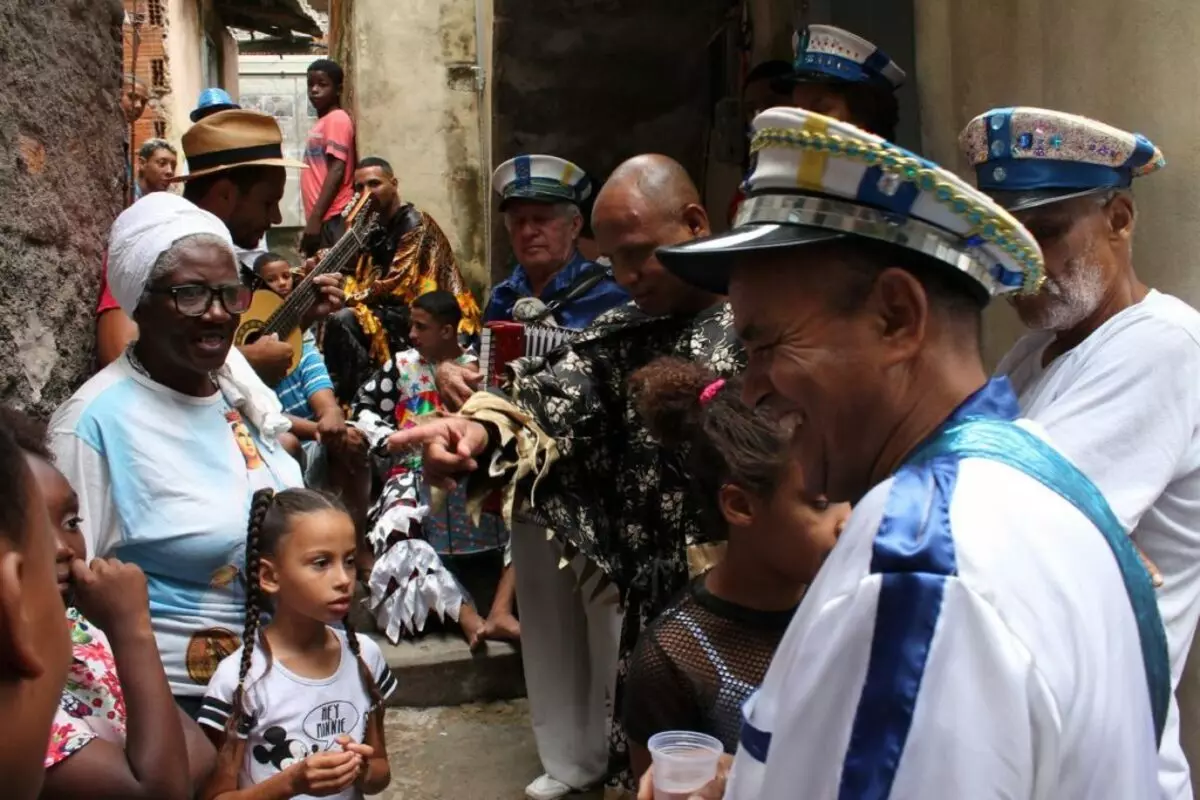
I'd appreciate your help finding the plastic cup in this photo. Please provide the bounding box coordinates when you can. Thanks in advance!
[647,730,724,800]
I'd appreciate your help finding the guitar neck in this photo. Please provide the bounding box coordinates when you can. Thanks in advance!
[262,230,364,338]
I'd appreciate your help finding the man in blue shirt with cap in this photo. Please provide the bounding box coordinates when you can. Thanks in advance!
[485,154,629,328]
[963,106,1200,800]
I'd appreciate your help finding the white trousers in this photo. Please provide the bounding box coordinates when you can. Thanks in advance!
[512,520,622,789]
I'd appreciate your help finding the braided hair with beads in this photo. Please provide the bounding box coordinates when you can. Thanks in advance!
[220,487,385,755]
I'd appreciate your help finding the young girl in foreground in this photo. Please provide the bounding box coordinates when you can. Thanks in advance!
[622,358,850,781]
[199,489,397,799]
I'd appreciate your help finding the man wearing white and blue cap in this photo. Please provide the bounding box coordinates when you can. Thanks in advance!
[779,24,904,140]
[640,108,1163,798]
[963,107,1200,800]
[485,154,629,329]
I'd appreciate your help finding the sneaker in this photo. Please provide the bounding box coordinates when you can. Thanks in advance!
[525,773,574,800]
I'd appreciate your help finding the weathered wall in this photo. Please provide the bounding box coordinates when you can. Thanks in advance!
[165,0,204,143]
[913,0,1200,786]
[349,0,492,300]
[0,0,126,414]
[491,0,732,279]
[914,0,1200,367]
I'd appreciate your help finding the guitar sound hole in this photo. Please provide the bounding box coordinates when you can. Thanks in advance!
[236,319,266,347]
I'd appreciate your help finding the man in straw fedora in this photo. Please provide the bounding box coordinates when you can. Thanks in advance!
[177,108,347,386]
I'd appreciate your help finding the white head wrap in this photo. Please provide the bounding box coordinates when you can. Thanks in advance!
[107,191,233,315]
[107,192,292,445]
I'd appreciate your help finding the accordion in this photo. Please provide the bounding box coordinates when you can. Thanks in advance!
[479,320,576,388]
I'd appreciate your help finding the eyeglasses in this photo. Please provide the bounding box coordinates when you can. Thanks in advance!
[145,283,253,317]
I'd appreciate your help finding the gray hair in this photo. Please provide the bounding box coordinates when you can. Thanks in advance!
[140,232,235,302]
[138,138,177,161]
[556,202,583,223]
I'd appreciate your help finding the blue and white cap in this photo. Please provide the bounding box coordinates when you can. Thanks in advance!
[492,154,593,210]
[786,24,906,90]
[658,107,1044,300]
[960,107,1165,211]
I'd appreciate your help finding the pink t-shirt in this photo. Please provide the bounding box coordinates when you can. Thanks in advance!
[301,108,355,222]
[97,257,121,314]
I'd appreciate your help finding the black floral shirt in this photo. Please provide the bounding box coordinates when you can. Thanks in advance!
[503,300,744,788]
[508,301,743,601]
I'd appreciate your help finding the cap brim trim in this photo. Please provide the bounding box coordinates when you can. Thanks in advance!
[658,224,843,294]
[986,186,1110,212]
[498,185,578,210]
[172,157,307,182]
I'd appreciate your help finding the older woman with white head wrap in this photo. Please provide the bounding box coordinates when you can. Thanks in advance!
[50,192,303,717]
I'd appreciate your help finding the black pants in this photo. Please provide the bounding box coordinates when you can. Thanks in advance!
[323,305,413,406]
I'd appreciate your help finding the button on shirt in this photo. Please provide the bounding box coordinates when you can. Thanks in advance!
[484,251,629,328]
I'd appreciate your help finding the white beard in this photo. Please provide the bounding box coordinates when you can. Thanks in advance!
[1020,245,1107,331]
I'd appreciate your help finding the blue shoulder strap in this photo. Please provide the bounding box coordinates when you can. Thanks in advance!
[907,416,1170,746]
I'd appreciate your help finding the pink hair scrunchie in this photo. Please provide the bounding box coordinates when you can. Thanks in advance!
[699,378,726,407]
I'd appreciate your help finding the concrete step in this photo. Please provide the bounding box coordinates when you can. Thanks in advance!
[371,632,527,708]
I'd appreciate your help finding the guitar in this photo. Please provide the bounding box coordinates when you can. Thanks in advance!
[234,193,380,378]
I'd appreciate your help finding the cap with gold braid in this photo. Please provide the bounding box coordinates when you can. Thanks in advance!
[657,107,1045,300]
[175,109,305,181]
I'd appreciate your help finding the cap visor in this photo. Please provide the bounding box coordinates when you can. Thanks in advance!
[658,224,844,294]
[173,157,307,182]
[986,186,1108,212]
[498,188,577,211]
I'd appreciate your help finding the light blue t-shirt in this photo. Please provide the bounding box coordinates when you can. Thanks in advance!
[50,352,304,696]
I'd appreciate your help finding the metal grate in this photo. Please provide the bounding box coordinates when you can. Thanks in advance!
[147,0,163,26]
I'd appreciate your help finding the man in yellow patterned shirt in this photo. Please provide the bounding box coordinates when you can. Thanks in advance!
[323,155,481,404]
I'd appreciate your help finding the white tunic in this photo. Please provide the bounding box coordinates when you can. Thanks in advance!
[997,290,1200,799]
[724,426,1159,799]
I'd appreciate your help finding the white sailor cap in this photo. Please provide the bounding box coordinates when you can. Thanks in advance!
[960,107,1165,212]
[657,107,1044,299]
[492,154,593,210]
[783,24,906,90]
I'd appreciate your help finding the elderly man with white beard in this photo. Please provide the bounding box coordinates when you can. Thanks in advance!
[962,107,1200,800]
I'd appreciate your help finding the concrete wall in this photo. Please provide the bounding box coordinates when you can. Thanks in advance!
[0,0,126,414]
[914,0,1200,366]
[165,0,204,144]
[348,0,492,300]
[491,0,731,280]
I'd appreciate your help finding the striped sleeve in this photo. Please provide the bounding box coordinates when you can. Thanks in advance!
[297,339,334,399]
[197,650,248,738]
[356,634,398,704]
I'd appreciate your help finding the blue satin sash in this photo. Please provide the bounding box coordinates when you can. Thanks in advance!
[906,381,1169,746]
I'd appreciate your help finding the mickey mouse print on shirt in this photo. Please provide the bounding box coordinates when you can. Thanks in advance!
[197,630,398,800]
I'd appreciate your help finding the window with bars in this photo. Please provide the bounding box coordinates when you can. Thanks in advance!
[153,119,166,138]
[147,0,163,26]
[150,58,165,89]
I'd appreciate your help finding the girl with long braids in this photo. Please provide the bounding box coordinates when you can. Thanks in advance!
[198,489,396,799]
[621,357,850,783]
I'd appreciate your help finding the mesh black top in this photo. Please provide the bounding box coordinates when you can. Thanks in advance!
[622,576,797,754]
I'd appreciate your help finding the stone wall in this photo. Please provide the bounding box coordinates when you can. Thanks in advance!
[346,0,492,301]
[491,0,734,280]
[0,0,126,414]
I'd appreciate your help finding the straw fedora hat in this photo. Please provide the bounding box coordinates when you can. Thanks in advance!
[175,108,305,181]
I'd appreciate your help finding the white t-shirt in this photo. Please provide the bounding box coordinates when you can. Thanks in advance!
[198,629,398,800]
[997,290,1200,799]
[49,351,304,696]
[725,423,1159,800]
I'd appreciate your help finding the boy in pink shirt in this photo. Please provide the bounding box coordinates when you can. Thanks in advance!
[301,59,355,256]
